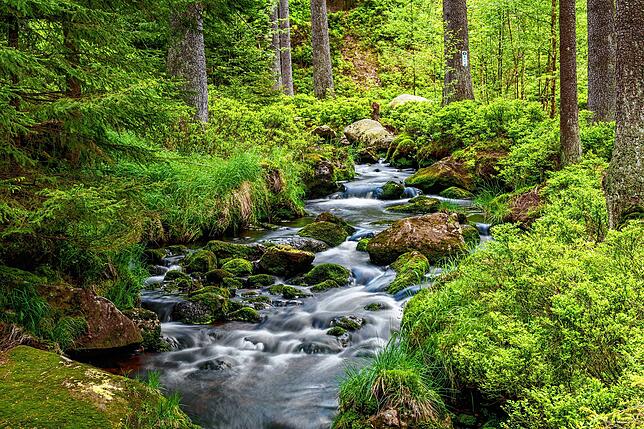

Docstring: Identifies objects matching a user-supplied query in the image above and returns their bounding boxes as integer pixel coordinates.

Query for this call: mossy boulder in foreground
[298,221,349,247]
[0,346,197,429]
[258,245,315,277]
[315,212,356,234]
[388,251,431,294]
[439,186,474,199]
[367,213,466,265]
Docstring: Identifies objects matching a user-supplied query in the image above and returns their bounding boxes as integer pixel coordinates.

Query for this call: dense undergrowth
[335,152,644,428]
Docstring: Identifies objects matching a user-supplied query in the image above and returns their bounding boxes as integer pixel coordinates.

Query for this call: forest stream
[99,162,490,429]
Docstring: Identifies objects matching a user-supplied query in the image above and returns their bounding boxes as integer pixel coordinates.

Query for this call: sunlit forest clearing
[0,0,642,428]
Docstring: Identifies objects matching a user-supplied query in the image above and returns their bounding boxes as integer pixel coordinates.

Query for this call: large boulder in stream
[263,236,329,253]
[206,240,265,261]
[405,157,475,193]
[182,249,217,273]
[388,251,431,294]
[367,213,466,265]
[344,119,394,153]
[258,245,315,277]
[387,196,440,214]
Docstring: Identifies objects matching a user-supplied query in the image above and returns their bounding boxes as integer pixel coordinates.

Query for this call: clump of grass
[335,336,448,428]
[474,183,510,224]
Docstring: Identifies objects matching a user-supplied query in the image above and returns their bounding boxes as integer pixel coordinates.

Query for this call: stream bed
[106,163,488,429]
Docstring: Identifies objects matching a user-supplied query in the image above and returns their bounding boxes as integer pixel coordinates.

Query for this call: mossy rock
[330,315,365,331]
[356,238,371,252]
[311,280,341,292]
[123,308,170,353]
[258,245,315,277]
[298,221,348,247]
[166,244,189,255]
[461,225,480,247]
[164,270,191,282]
[182,250,217,274]
[387,196,440,214]
[204,269,233,284]
[439,186,474,199]
[205,240,264,260]
[315,212,356,234]
[143,248,167,265]
[268,284,309,299]
[227,306,260,323]
[302,263,351,286]
[364,302,386,311]
[163,276,194,293]
[386,135,419,169]
[244,295,271,304]
[0,346,197,429]
[221,258,253,276]
[174,288,230,324]
[379,181,406,200]
[388,251,431,294]
[222,277,243,290]
[367,213,466,265]
[405,157,475,193]
[246,274,275,288]
[327,326,348,337]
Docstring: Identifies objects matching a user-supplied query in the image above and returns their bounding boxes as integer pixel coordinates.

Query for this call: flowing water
[112,163,489,429]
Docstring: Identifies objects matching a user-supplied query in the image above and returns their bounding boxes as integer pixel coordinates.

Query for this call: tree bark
[310,0,334,98]
[278,0,294,96]
[270,4,282,91]
[442,0,474,104]
[63,23,81,98]
[559,0,581,165]
[587,0,616,122]
[7,15,19,107]
[167,2,208,122]
[604,0,643,228]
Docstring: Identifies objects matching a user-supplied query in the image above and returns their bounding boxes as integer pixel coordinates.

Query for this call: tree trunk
[559,0,581,165]
[310,0,334,98]
[63,23,81,98]
[442,0,474,104]
[278,0,294,96]
[167,2,208,122]
[544,0,558,118]
[7,15,19,107]
[271,4,282,91]
[604,0,643,228]
[587,0,616,122]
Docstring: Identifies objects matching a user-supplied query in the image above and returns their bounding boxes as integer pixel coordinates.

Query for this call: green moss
[387,196,440,214]
[268,284,309,299]
[388,251,430,294]
[258,245,315,277]
[0,346,197,429]
[405,158,475,193]
[327,326,348,336]
[182,250,217,273]
[143,248,166,265]
[364,303,386,311]
[311,280,341,292]
[246,274,275,288]
[379,181,405,200]
[439,186,474,199]
[244,295,271,304]
[331,316,364,331]
[356,238,371,252]
[227,306,260,323]
[204,269,233,284]
[221,258,253,276]
[164,270,191,282]
[206,240,263,260]
[461,225,480,247]
[222,277,243,290]
[298,221,349,247]
[302,263,351,286]
[315,212,356,234]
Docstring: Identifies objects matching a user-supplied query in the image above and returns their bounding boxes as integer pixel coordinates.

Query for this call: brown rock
[367,213,466,265]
